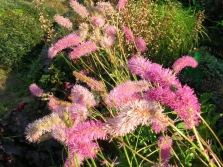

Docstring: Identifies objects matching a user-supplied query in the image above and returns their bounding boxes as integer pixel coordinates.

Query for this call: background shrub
[121,0,205,66]
[0,0,55,68]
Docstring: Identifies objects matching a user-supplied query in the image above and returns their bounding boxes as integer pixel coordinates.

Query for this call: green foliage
[0,0,55,68]
[199,51,223,79]
[121,0,206,66]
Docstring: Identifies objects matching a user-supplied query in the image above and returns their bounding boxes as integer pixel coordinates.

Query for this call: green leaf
[193,51,202,63]
[176,122,186,130]
[199,93,212,104]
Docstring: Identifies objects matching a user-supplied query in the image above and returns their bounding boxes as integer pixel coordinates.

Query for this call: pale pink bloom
[70,0,89,18]
[104,25,117,36]
[116,0,128,10]
[51,122,67,143]
[95,2,114,15]
[100,35,116,48]
[77,23,88,40]
[69,41,98,59]
[48,33,82,58]
[158,135,173,165]
[91,16,105,28]
[66,120,106,144]
[71,84,96,107]
[135,37,147,53]
[122,26,134,43]
[105,80,151,109]
[29,83,44,97]
[128,56,180,87]
[68,103,88,123]
[25,113,65,142]
[54,15,73,30]
[48,96,71,117]
[172,55,198,74]
[105,100,165,136]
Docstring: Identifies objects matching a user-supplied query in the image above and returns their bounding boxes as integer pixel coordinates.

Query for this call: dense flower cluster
[25,0,205,166]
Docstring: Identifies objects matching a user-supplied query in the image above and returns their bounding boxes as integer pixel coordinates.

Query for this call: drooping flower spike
[70,0,89,18]
[54,15,73,30]
[48,33,82,58]
[172,55,198,74]
[29,83,44,97]
[69,41,98,59]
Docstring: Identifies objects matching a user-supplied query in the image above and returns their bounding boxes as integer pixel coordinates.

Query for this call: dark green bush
[0,0,55,68]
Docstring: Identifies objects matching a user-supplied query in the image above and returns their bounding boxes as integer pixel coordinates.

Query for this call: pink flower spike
[91,16,105,28]
[69,41,98,59]
[104,25,117,36]
[29,83,44,97]
[172,56,198,74]
[116,0,128,10]
[71,84,96,107]
[48,33,82,58]
[54,15,73,30]
[135,37,147,53]
[70,0,89,18]
[122,26,134,43]
[158,135,173,165]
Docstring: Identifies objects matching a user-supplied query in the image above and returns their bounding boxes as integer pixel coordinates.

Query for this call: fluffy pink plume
[105,100,167,136]
[128,56,180,87]
[48,33,82,58]
[135,37,147,53]
[116,0,128,10]
[172,55,198,74]
[91,16,105,28]
[70,0,89,18]
[122,26,134,43]
[69,41,98,59]
[158,135,173,165]
[71,85,96,107]
[105,80,151,108]
[54,15,73,29]
[29,83,44,97]
[128,56,201,128]
[104,25,117,36]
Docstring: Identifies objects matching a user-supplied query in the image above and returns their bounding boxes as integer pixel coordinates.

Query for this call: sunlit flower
[104,25,117,36]
[122,26,134,43]
[29,83,44,97]
[69,41,98,59]
[158,135,173,165]
[48,33,82,58]
[95,2,114,15]
[73,71,107,93]
[77,23,89,40]
[25,113,66,143]
[100,35,116,48]
[71,84,96,107]
[70,0,89,18]
[105,80,151,108]
[91,16,105,28]
[105,100,166,136]
[172,55,198,74]
[116,0,128,10]
[135,37,147,53]
[54,15,73,29]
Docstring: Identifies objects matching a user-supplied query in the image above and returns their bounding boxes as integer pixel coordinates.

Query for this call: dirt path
[0,68,35,117]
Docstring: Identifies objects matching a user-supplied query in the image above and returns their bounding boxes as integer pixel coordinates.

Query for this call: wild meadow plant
[25,0,222,166]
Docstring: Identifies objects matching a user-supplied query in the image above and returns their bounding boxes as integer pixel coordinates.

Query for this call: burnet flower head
[128,56,201,129]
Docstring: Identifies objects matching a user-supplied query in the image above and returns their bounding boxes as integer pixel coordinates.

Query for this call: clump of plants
[120,0,205,66]
[0,0,55,68]
[24,0,222,167]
